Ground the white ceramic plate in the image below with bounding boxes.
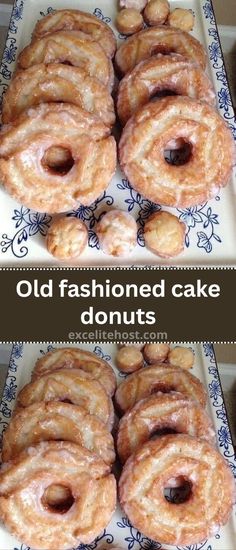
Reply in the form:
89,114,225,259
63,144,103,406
0,342,235,550
0,0,235,266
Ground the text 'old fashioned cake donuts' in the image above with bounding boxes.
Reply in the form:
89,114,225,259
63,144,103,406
0,103,116,213
0,441,116,550
119,435,235,545
119,96,235,207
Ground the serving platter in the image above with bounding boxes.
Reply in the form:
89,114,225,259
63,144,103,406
0,0,235,266
0,342,235,550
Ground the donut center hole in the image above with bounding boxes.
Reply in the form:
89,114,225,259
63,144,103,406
42,146,74,175
151,89,177,101
42,484,74,514
164,138,192,166
150,427,178,440
150,384,175,395
151,46,174,56
164,477,192,504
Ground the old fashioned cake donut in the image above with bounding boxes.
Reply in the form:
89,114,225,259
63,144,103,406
115,26,206,75
32,347,116,396
119,435,235,545
46,217,88,261
117,392,216,463
2,402,115,466
115,364,207,413
33,9,116,58
2,64,115,126
119,96,235,208
18,31,114,91
96,210,137,256
0,441,116,550
16,369,114,430
117,54,215,125
0,103,116,213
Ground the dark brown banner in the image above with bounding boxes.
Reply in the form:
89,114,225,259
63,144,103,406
0,268,235,342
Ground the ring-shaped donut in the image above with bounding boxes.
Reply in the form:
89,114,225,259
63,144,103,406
32,347,116,396
0,441,116,550
119,96,235,207
18,31,114,92
33,9,116,58
115,364,207,413
0,103,116,213
115,26,206,75
2,402,115,466
119,435,235,546
2,64,115,126
16,368,114,430
117,54,215,125
117,392,216,463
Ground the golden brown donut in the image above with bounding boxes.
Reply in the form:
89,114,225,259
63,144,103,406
116,346,144,373
143,343,170,363
2,402,115,466
144,211,186,258
116,9,143,35
144,0,170,26
18,31,114,91
115,364,207,413
46,217,88,261
168,8,195,32
117,392,216,463
115,26,207,75
119,0,147,10
32,347,116,396
16,369,114,431
168,346,194,370
0,441,116,550
96,209,137,256
33,9,116,58
119,96,235,208
0,103,116,214
119,435,235,545
2,63,115,126
117,53,216,125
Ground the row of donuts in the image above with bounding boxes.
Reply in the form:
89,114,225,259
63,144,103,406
0,348,118,550
0,9,118,217
116,342,195,373
114,350,235,546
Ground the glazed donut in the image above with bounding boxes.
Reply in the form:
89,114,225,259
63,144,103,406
119,0,147,11
144,0,170,26
0,441,116,550
115,26,207,76
117,392,216,463
115,364,207,413
0,103,116,214
33,9,116,58
119,96,235,208
2,402,115,466
119,435,235,545
116,346,144,373
2,64,115,126
18,31,114,92
16,369,114,431
144,211,186,258
168,346,194,370
116,9,143,35
46,217,88,261
117,54,216,125
143,343,170,363
32,347,116,396
168,8,195,32
96,210,137,256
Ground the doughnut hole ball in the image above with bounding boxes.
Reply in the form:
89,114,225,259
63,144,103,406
46,217,88,261
96,210,137,257
117,343,145,350
116,8,143,35
168,347,194,370
144,0,170,26
144,211,186,258
168,8,195,32
116,346,144,374
143,343,170,364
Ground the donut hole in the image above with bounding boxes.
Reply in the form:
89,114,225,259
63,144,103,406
164,477,192,504
150,89,177,102
164,138,192,166
150,426,178,440
151,45,174,56
42,146,74,175
150,383,175,395
42,484,75,514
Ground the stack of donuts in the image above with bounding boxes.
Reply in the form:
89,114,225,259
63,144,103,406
0,348,118,550
114,343,235,546
0,9,117,217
